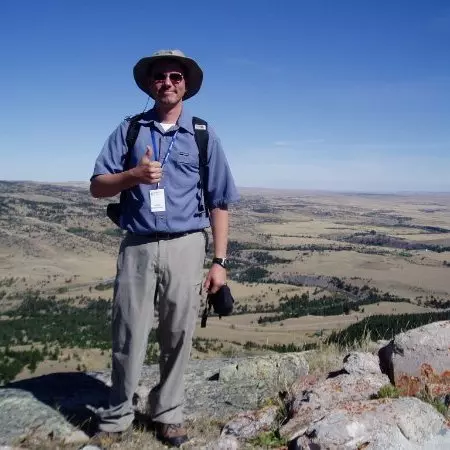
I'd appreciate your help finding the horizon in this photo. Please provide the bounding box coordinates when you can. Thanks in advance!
[1,0,449,192]
[2,178,450,196]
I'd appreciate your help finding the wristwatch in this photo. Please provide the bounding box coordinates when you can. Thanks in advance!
[212,257,228,269]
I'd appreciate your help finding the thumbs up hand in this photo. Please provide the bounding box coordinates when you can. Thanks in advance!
[140,146,153,165]
[133,145,162,184]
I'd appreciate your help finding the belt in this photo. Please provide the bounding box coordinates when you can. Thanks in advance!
[128,229,204,241]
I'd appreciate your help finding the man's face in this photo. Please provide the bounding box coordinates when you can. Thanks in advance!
[148,60,187,106]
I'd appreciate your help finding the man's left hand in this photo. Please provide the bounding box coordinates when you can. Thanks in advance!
[204,264,226,294]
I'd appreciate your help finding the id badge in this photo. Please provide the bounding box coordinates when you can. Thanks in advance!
[149,189,166,212]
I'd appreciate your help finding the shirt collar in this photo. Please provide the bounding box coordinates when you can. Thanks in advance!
[139,106,194,135]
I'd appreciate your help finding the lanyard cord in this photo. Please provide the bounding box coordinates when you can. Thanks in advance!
[150,128,179,167]
[150,127,179,189]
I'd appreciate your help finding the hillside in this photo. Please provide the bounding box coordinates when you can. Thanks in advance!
[1,180,450,381]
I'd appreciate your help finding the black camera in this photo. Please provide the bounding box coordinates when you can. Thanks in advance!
[201,285,234,328]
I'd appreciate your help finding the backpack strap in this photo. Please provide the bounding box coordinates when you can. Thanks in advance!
[124,113,144,169]
[117,113,144,211]
[192,117,210,217]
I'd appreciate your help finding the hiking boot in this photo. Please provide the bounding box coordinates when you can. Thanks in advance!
[155,422,189,447]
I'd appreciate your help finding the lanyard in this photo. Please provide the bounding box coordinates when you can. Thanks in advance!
[150,128,179,167]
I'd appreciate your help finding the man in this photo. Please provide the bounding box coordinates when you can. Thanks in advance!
[90,49,239,447]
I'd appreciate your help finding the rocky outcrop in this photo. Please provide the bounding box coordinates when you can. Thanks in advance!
[280,353,391,440]
[218,353,307,387]
[223,321,450,449]
[221,405,280,439]
[90,352,308,421]
[0,322,449,449]
[0,389,89,446]
[292,397,448,450]
[378,320,450,397]
[0,353,308,446]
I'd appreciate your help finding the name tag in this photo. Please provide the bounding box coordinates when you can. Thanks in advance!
[149,189,166,212]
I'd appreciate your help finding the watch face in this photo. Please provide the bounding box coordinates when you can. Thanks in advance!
[213,257,227,268]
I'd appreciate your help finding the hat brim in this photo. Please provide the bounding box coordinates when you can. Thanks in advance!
[133,55,203,100]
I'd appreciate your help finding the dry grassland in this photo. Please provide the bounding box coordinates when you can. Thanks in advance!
[1,182,450,377]
[195,301,431,346]
[15,347,111,381]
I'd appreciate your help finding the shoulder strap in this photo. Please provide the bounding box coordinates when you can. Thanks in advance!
[193,117,208,166]
[118,113,144,209]
[124,113,144,169]
[192,117,210,215]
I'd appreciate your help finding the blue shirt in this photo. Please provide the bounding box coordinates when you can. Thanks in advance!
[91,108,240,234]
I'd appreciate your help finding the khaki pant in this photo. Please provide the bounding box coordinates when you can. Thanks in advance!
[98,231,206,432]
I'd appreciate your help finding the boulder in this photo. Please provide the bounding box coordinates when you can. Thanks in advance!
[282,321,450,448]
[200,436,240,449]
[293,397,449,450]
[0,388,89,446]
[281,352,390,440]
[218,353,308,388]
[343,351,381,375]
[378,321,450,396]
[221,405,279,439]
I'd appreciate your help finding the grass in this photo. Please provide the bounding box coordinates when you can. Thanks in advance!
[371,384,449,419]
[302,343,344,375]
[302,327,379,376]
[248,430,287,448]
[372,384,401,399]
[15,416,225,450]
[417,390,450,418]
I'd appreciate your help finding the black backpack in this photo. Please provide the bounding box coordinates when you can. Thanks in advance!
[106,113,210,227]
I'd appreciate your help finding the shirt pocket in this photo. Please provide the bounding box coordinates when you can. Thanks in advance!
[174,151,199,169]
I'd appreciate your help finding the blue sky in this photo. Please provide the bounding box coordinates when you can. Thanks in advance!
[1,0,449,192]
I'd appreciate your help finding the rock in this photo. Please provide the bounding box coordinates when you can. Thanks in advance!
[2,371,109,427]
[218,353,308,388]
[0,388,85,446]
[200,436,240,449]
[90,353,307,421]
[281,370,389,440]
[366,427,450,450]
[1,322,448,449]
[1,353,306,446]
[283,325,450,447]
[293,397,448,450]
[62,430,89,444]
[422,427,450,450]
[343,352,381,375]
[221,405,279,439]
[378,321,450,397]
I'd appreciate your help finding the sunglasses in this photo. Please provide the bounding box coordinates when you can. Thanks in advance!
[152,72,184,84]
